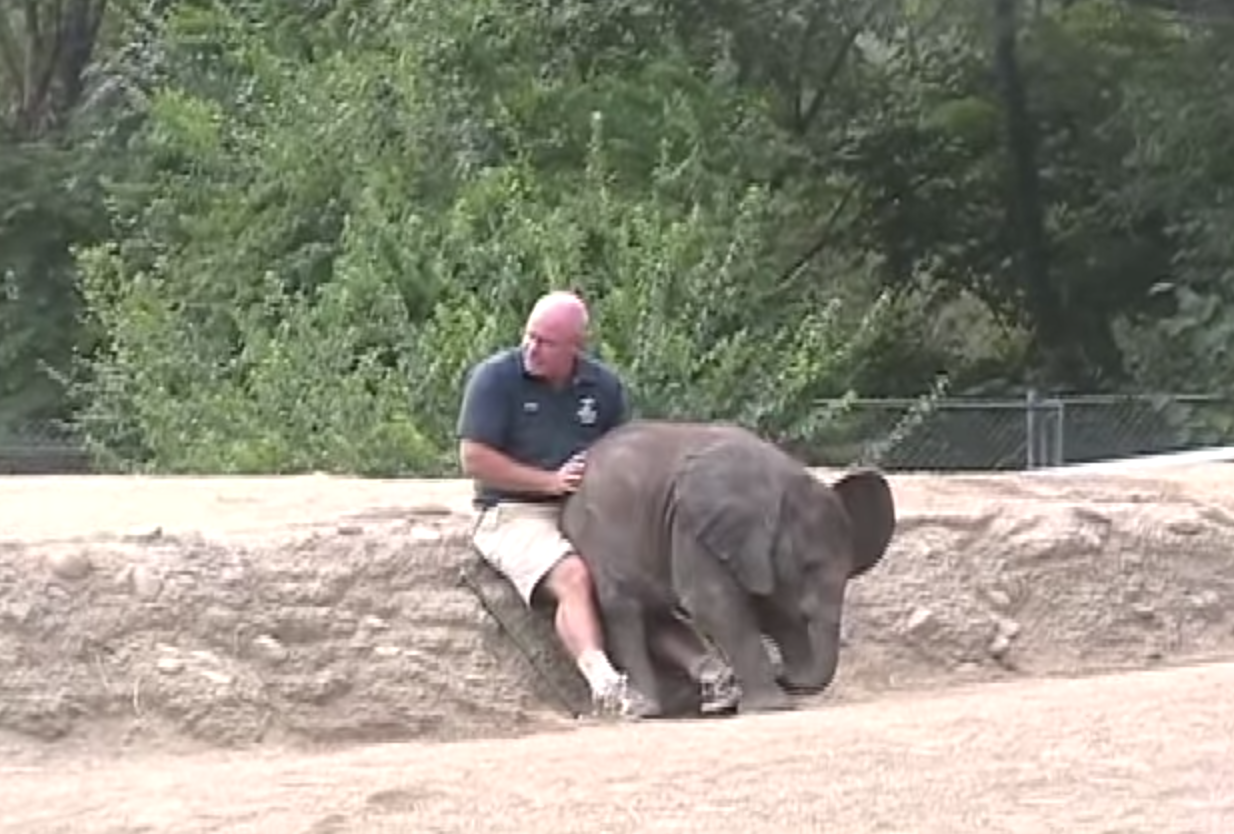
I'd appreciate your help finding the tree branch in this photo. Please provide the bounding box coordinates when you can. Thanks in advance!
[755,178,861,306]
[0,9,27,108]
[27,0,67,134]
[795,0,883,135]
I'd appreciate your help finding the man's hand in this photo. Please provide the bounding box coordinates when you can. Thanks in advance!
[459,440,587,498]
[550,453,587,495]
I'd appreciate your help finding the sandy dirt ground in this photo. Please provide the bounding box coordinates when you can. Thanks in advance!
[2,465,1234,832]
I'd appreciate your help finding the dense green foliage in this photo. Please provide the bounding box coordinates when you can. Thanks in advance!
[3,0,1234,473]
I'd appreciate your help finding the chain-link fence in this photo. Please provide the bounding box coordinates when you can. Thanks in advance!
[0,419,93,474]
[2,392,1232,474]
[791,392,1234,471]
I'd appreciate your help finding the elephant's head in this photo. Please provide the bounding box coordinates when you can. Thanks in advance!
[770,467,896,692]
[675,437,897,694]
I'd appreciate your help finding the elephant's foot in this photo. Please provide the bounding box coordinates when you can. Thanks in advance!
[697,661,742,716]
[776,674,828,696]
[738,685,794,714]
[618,695,665,720]
[624,688,666,719]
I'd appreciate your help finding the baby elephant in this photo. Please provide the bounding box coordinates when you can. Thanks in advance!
[560,419,896,713]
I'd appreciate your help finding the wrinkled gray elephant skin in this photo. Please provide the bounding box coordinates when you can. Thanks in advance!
[560,419,897,714]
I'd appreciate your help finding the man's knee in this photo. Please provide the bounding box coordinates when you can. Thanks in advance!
[541,553,594,602]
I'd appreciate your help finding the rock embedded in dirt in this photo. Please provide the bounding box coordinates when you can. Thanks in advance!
[2,600,33,624]
[1166,518,1205,536]
[275,670,352,705]
[1187,590,1222,621]
[329,613,358,637]
[412,503,454,517]
[986,589,1012,609]
[988,617,1021,662]
[273,607,336,644]
[994,616,1021,640]
[123,525,164,543]
[45,549,92,581]
[409,526,443,543]
[198,668,234,687]
[127,564,164,600]
[251,634,289,664]
[360,615,388,632]
[903,607,936,638]
[218,566,249,588]
[838,619,853,646]
[988,633,1012,660]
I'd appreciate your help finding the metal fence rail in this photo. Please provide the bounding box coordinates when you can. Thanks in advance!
[1,392,1231,474]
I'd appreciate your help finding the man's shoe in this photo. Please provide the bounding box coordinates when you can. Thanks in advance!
[591,674,656,720]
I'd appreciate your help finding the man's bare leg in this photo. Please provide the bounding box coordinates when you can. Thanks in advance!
[541,556,605,658]
[540,554,648,715]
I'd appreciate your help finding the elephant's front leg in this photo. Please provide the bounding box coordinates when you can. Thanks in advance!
[670,531,792,713]
[596,595,665,718]
[646,611,741,716]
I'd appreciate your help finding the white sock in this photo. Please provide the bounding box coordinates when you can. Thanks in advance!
[576,649,622,694]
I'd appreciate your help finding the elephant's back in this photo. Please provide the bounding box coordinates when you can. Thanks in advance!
[588,419,741,470]
[566,422,684,604]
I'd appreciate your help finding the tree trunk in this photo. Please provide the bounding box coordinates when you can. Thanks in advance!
[0,0,107,139]
[992,0,1070,382]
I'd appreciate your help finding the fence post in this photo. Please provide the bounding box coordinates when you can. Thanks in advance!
[1051,397,1066,466]
[1025,389,1039,469]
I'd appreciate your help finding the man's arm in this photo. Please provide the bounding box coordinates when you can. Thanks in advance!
[459,441,563,495]
[456,362,562,496]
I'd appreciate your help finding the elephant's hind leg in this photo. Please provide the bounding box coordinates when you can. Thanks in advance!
[596,594,666,718]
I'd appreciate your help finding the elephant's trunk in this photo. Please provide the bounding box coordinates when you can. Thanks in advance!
[773,586,844,694]
[761,615,834,694]
[771,622,837,694]
[801,617,842,691]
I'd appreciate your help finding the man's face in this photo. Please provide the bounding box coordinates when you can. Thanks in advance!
[521,317,580,382]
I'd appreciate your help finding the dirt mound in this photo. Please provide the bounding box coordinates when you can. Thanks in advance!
[2,469,1234,753]
[835,472,1234,696]
[0,516,580,749]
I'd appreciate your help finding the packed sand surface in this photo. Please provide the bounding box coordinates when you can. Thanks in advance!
[2,464,1234,831]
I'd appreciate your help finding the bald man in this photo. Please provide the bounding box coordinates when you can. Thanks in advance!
[456,291,644,716]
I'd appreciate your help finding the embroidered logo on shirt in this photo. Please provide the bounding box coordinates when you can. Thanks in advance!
[577,396,597,426]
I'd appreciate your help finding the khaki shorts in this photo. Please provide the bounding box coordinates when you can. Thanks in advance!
[470,502,576,605]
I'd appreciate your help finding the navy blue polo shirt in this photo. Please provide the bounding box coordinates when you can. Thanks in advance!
[456,347,631,507]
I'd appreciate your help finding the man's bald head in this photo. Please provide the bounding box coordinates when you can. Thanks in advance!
[521,290,590,383]
[527,290,589,335]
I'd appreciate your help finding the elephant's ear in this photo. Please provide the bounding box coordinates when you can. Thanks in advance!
[831,468,896,578]
[674,439,782,595]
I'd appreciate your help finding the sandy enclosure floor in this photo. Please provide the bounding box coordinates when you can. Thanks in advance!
[3,662,1233,834]
[3,465,1234,832]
